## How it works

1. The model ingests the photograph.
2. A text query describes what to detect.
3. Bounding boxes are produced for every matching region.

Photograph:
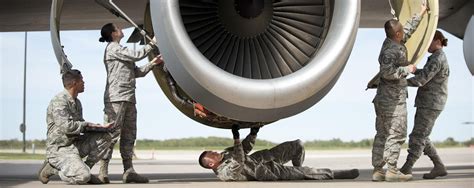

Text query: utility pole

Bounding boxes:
[20,32,27,153]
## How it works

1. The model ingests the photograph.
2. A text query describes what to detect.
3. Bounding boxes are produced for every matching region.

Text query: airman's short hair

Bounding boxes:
[198,151,210,169]
[62,69,82,89]
[384,19,401,38]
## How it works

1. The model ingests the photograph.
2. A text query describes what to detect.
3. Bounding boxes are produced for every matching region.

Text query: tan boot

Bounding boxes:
[372,168,385,182]
[423,155,447,179]
[385,169,413,182]
[98,160,110,184]
[38,160,57,184]
[123,169,149,183]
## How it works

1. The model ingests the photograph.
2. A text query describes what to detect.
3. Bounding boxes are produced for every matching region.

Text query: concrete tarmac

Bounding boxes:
[0,148,473,188]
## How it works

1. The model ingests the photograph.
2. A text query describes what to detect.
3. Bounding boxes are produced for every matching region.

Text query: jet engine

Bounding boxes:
[149,0,360,123]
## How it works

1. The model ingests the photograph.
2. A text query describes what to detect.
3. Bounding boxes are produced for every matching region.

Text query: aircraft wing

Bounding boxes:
[1,0,472,39]
[0,0,148,31]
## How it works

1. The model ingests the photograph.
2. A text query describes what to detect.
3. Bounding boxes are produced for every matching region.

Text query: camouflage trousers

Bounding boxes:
[103,102,137,161]
[372,102,408,170]
[406,107,442,161]
[48,133,112,184]
[250,140,333,181]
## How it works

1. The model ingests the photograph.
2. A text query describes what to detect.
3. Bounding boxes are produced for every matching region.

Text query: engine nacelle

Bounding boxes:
[150,0,360,122]
[464,16,474,75]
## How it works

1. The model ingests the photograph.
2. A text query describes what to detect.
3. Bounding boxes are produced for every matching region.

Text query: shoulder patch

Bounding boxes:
[427,61,439,72]
[55,108,68,117]
[382,52,397,65]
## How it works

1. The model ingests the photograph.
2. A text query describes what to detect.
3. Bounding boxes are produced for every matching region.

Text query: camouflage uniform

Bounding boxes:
[406,49,449,163]
[46,90,111,184]
[215,136,333,181]
[372,15,422,171]
[102,42,155,166]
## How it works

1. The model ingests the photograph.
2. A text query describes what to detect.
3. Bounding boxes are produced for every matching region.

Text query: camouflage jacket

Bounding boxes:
[46,90,88,158]
[373,15,422,109]
[408,49,449,110]
[215,134,259,181]
[103,42,154,104]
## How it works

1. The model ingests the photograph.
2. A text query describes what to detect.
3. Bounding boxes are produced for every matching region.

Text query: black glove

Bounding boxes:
[231,124,240,139]
[150,42,160,55]
[250,127,260,136]
[84,126,111,133]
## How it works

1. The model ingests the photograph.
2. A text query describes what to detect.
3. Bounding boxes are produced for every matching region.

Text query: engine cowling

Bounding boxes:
[150,0,360,123]
[464,16,474,76]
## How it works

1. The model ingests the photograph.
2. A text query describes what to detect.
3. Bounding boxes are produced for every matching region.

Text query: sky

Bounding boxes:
[0,28,472,143]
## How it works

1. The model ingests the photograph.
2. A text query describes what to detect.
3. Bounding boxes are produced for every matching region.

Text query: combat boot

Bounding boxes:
[423,155,447,179]
[400,157,416,175]
[98,160,110,184]
[385,169,413,182]
[123,168,149,183]
[88,175,105,184]
[372,168,385,182]
[291,139,305,167]
[333,169,359,179]
[38,160,57,184]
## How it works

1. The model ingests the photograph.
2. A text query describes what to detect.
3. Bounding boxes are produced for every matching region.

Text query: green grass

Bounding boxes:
[0,152,45,160]
[1,137,472,151]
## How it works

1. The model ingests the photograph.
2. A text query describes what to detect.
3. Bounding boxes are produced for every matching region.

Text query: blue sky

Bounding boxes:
[0,28,472,143]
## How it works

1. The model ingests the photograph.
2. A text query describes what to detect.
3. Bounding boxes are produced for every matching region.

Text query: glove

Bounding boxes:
[84,122,113,133]
[250,127,260,136]
[231,124,240,139]
[84,125,111,133]
[149,42,160,55]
